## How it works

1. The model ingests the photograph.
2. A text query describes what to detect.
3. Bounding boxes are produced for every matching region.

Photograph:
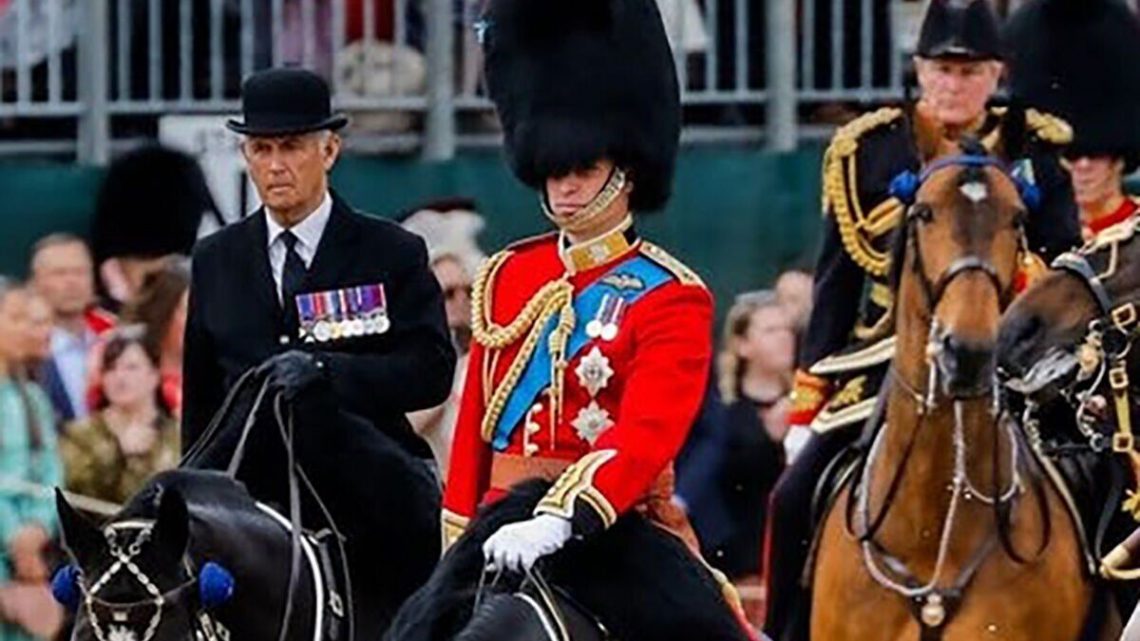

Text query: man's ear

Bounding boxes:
[322,134,341,171]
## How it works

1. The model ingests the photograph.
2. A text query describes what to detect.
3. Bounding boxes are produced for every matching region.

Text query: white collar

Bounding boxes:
[265,192,334,251]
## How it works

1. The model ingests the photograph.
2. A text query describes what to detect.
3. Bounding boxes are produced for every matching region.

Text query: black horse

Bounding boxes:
[55,373,441,641]
[386,481,756,641]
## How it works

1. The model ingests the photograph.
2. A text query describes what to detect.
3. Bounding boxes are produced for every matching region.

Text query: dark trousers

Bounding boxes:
[763,425,859,641]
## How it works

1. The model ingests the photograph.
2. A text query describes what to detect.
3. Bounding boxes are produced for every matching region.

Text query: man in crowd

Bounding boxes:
[28,234,113,423]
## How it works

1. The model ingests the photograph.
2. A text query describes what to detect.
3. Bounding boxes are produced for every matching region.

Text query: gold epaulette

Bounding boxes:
[1026,109,1073,146]
[989,107,1073,146]
[822,107,906,278]
[639,241,706,288]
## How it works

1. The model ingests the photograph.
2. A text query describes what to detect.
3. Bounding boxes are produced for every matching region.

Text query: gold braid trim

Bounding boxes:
[536,449,619,527]
[822,107,904,277]
[471,249,575,442]
[440,509,470,552]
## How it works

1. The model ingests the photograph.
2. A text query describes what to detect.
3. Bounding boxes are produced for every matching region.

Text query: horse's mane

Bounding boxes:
[115,469,260,522]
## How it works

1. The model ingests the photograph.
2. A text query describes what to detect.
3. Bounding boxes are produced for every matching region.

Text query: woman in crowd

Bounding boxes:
[710,291,794,579]
[0,278,63,641]
[61,327,179,505]
[116,259,189,419]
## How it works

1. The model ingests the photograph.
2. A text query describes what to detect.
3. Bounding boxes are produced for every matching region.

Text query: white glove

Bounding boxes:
[482,514,573,572]
[783,425,813,465]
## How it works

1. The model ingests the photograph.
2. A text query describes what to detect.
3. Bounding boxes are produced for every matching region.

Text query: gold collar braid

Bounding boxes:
[471,251,576,443]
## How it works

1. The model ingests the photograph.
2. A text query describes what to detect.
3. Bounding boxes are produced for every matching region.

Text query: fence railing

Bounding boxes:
[0,0,920,163]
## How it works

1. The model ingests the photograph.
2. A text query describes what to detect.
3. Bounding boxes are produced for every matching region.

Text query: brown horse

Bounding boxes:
[811,111,1097,641]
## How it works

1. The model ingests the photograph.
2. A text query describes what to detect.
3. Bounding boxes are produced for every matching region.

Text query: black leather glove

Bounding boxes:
[257,350,326,401]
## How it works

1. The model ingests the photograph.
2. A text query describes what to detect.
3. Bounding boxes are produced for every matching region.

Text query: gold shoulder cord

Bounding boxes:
[821,107,905,278]
[471,250,575,443]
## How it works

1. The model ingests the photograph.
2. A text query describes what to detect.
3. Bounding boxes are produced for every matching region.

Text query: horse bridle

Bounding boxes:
[1050,222,1140,537]
[902,154,1026,315]
[853,153,1032,641]
[81,521,229,641]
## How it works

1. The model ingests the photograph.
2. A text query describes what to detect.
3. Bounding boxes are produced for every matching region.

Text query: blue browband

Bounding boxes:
[889,153,1042,212]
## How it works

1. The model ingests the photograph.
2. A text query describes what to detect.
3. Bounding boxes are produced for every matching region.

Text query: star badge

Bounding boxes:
[572,401,615,445]
[575,346,614,397]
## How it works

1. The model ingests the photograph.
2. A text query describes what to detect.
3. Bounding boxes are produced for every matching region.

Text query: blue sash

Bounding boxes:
[492,255,675,450]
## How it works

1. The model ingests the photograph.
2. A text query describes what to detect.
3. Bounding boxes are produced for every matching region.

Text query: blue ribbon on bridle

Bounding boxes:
[889,154,1042,212]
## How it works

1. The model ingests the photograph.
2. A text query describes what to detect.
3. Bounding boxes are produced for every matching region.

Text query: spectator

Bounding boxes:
[0,277,64,641]
[18,292,52,377]
[28,234,114,423]
[400,198,485,479]
[91,146,216,310]
[118,260,190,419]
[60,328,179,506]
[711,292,792,573]
[775,269,814,349]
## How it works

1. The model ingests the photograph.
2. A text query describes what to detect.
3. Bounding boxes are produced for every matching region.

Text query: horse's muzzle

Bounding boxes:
[937,334,996,399]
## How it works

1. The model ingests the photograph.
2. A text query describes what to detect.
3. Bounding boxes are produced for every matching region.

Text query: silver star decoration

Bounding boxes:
[589,244,610,262]
[575,346,614,397]
[572,401,614,445]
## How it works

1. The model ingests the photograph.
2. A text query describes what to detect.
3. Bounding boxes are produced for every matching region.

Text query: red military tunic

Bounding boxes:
[441,222,713,544]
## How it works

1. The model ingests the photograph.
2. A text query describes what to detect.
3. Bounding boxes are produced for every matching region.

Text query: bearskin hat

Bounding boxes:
[916,0,1003,61]
[481,0,680,212]
[1005,0,1140,166]
[92,146,218,264]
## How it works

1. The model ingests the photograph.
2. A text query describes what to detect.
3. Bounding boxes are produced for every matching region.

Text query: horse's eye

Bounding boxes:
[1012,210,1028,230]
[909,204,933,223]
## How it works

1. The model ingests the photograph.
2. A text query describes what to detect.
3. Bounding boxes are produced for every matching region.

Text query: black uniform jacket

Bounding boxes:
[182,194,456,458]
[801,105,1081,370]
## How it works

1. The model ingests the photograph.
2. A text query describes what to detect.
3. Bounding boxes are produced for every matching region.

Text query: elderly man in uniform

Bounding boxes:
[182,68,455,462]
[763,1,1081,640]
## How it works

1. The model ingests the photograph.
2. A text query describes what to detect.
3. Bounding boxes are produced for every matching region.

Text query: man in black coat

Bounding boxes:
[182,68,455,460]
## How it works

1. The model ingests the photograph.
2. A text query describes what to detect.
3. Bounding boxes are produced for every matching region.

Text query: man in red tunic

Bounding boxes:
[441,0,709,568]
[387,1,756,640]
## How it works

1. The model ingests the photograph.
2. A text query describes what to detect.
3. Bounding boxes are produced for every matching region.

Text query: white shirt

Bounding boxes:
[265,192,333,302]
[50,326,95,419]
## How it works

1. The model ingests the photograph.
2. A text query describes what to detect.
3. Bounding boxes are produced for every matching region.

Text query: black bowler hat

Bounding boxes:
[916,0,1002,61]
[227,68,348,136]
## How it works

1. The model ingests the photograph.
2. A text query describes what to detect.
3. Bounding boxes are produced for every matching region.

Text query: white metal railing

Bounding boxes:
[0,0,917,162]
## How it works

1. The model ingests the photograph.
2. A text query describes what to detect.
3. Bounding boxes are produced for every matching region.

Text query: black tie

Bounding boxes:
[280,231,307,322]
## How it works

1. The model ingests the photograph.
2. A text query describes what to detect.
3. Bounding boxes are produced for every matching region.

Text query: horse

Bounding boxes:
[385,480,754,641]
[997,213,1140,638]
[810,109,1099,641]
[54,372,442,641]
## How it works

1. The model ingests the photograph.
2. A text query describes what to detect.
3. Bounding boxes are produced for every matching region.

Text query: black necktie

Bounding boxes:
[280,231,307,323]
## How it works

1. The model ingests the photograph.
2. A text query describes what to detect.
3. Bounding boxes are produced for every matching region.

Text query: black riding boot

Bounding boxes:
[763,426,859,641]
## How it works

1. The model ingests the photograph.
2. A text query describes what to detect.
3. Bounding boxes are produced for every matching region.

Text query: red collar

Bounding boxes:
[1087,198,1139,236]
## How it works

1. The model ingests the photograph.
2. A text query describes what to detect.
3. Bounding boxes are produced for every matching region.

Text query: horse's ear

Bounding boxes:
[912,106,950,163]
[56,489,104,567]
[152,488,190,560]
[993,103,1029,164]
